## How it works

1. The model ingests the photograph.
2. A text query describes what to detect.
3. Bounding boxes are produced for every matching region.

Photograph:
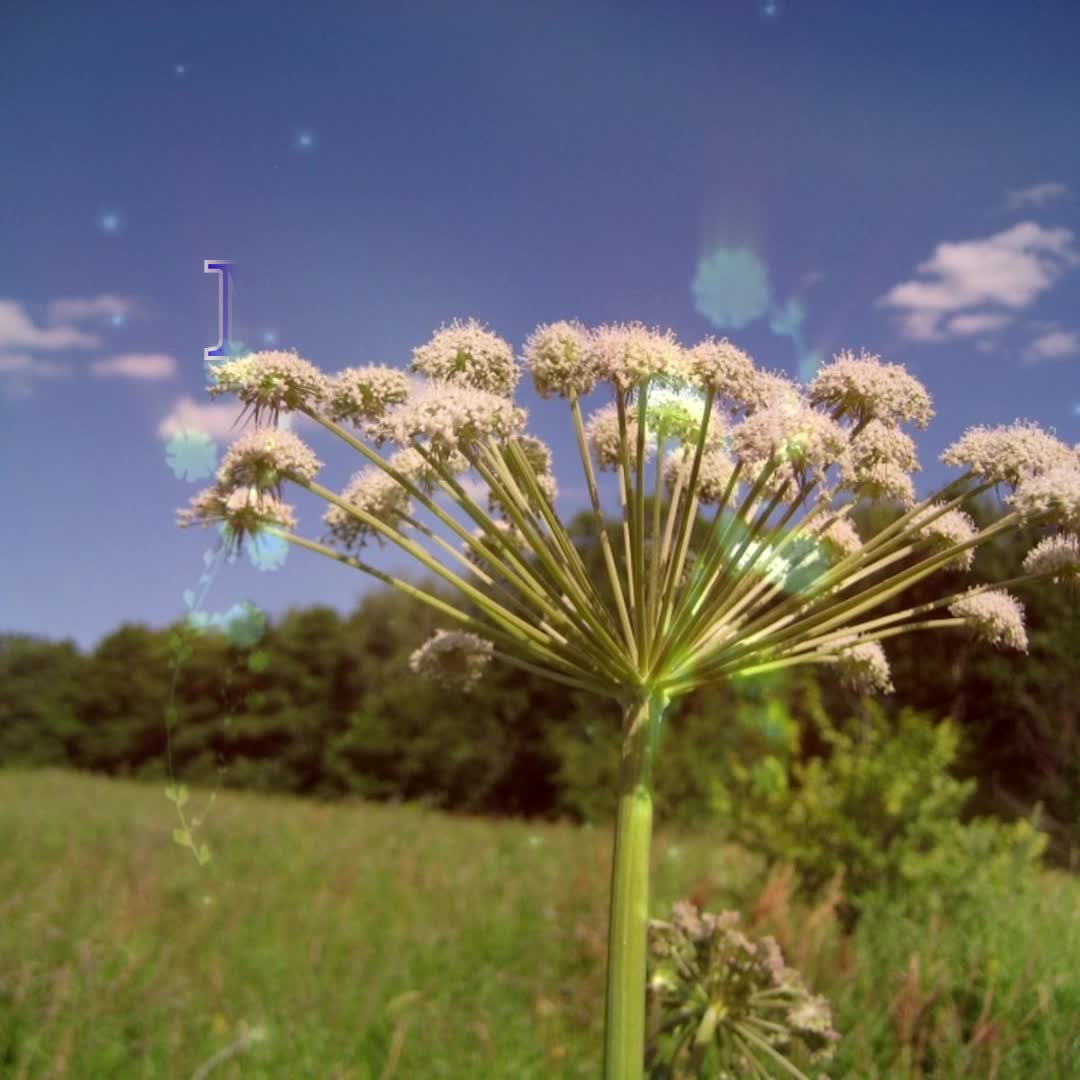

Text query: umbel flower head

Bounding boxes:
[646,901,839,1078]
[183,316,1072,1080]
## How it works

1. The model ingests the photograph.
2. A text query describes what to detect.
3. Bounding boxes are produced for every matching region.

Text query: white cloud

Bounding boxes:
[457,476,489,503]
[157,396,315,441]
[0,299,100,350]
[0,352,72,377]
[877,222,1080,343]
[91,353,177,380]
[1005,182,1068,211]
[48,293,137,324]
[945,312,1013,336]
[1023,329,1080,362]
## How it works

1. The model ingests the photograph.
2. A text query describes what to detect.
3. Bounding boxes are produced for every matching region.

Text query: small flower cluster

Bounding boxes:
[664,444,737,505]
[521,320,600,400]
[808,348,934,429]
[646,901,839,1078]
[177,485,297,553]
[947,588,1028,652]
[217,428,323,497]
[207,349,330,425]
[942,420,1076,489]
[408,317,521,397]
[817,515,863,561]
[830,637,895,694]
[408,628,495,693]
[912,503,978,571]
[372,380,529,463]
[585,401,657,471]
[325,364,411,428]
[1022,532,1080,590]
[589,322,689,394]
[323,466,414,551]
[729,393,850,493]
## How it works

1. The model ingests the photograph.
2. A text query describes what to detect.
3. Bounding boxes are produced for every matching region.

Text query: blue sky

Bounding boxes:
[2,0,1078,654]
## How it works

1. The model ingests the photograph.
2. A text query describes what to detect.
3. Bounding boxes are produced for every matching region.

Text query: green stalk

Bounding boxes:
[569,393,639,663]
[604,685,670,1080]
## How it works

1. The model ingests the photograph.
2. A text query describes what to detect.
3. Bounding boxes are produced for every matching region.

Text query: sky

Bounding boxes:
[2,0,1079,655]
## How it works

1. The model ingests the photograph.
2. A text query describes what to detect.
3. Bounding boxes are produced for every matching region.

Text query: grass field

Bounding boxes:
[2,768,1078,1078]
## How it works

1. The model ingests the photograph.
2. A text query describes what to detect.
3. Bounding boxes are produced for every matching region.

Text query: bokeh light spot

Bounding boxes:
[166,430,219,482]
[692,246,772,330]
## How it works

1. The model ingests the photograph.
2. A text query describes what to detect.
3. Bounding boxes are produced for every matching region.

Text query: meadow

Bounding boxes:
[2,767,1078,1079]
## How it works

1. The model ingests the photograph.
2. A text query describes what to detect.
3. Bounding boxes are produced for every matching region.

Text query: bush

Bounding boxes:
[711,693,1048,925]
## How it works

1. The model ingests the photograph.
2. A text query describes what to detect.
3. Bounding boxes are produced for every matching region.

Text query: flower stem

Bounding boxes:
[605,686,669,1080]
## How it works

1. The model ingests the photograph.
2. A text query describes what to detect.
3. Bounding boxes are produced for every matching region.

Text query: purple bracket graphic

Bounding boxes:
[204,259,235,360]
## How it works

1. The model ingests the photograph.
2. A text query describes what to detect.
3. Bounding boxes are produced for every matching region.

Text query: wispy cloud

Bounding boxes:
[157,396,315,441]
[1005,182,1068,211]
[944,312,1013,336]
[48,293,138,324]
[876,222,1080,343]
[0,352,73,377]
[0,299,100,350]
[91,353,177,379]
[1023,328,1080,363]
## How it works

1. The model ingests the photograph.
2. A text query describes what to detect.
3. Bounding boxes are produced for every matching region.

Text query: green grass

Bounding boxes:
[2,768,1078,1078]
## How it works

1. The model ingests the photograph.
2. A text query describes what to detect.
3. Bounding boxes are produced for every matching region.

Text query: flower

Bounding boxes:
[207,349,331,425]
[839,459,916,508]
[216,428,323,497]
[409,317,520,397]
[374,380,529,461]
[325,365,411,427]
[912,503,978,571]
[638,382,728,448]
[948,588,1028,652]
[808,348,934,429]
[848,419,920,474]
[1022,533,1080,588]
[588,322,688,393]
[687,337,760,410]
[408,629,495,692]
[831,638,894,694]
[521,320,599,400]
[1007,464,1080,531]
[818,515,863,560]
[663,444,737,505]
[729,396,849,490]
[177,484,297,555]
[941,420,1075,489]
[646,902,840,1075]
[585,401,657,471]
[323,466,415,551]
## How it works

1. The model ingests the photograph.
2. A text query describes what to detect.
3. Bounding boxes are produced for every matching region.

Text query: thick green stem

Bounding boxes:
[605,686,670,1080]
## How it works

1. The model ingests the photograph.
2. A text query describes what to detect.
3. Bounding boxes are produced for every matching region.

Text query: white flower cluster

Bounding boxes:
[177,485,297,550]
[818,516,863,560]
[588,322,689,393]
[584,401,656,471]
[322,465,415,550]
[207,349,330,423]
[325,365,411,428]
[217,428,323,492]
[808,348,934,429]
[947,588,1028,652]
[521,320,599,400]
[831,638,894,694]
[487,435,558,517]
[729,394,849,491]
[912,503,977,571]
[686,337,761,412]
[408,628,495,693]
[942,420,1076,489]
[1022,533,1080,589]
[1008,465,1080,532]
[663,444,736,505]
[373,380,528,461]
[408,317,521,397]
